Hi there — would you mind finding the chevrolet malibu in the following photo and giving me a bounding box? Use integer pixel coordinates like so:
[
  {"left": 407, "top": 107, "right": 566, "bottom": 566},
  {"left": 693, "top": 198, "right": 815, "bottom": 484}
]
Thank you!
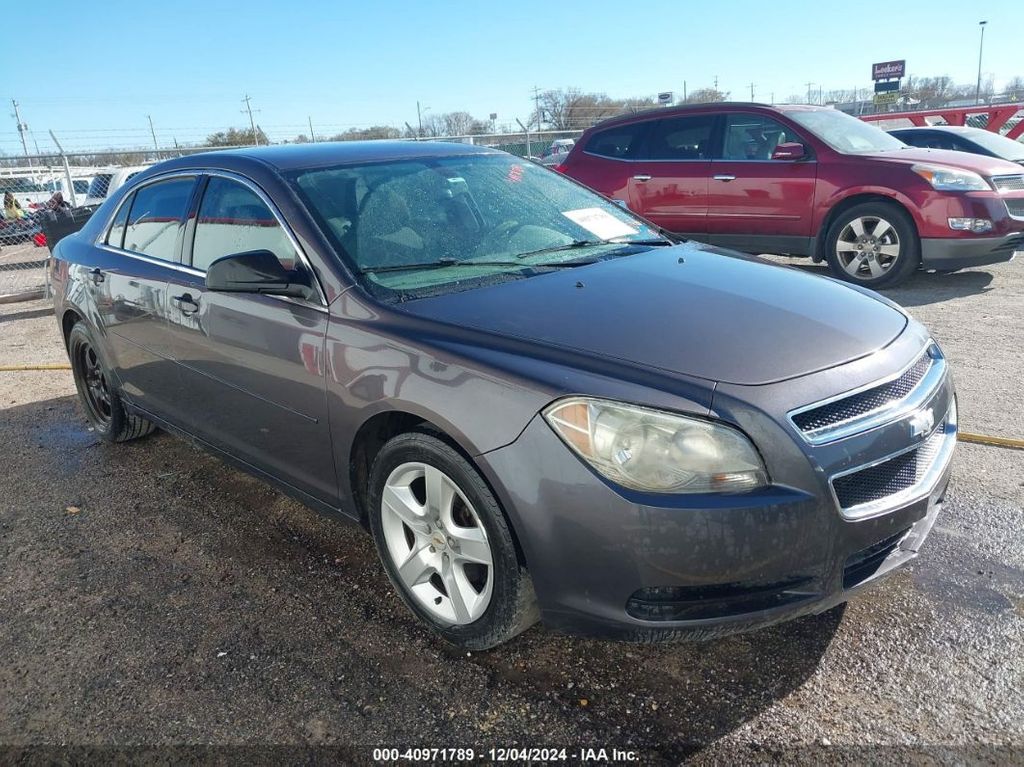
[{"left": 50, "top": 142, "right": 957, "bottom": 649}]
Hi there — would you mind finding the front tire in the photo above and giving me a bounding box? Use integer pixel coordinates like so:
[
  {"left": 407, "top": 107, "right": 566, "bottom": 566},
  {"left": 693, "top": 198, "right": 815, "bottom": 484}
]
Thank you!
[
  {"left": 367, "top": 432, "right": 538, "bottom": 650},
  {"left": 824, "top": 202, "right": 919, "bottom": 288},
  {"left": 68, "top": 322, "right": 156, "bottom": 443}
]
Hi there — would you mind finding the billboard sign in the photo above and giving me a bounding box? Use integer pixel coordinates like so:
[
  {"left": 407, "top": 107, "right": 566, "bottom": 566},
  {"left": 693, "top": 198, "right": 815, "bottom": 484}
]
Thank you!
[
  {"left": 657, "top": 91, "right": 673, "bottom": 105},
  {"left": 872, "top": 60, "right": 906, "bottom": 81},
  {"left": 874, "top": 80, "right": 900, "bottom": 93},
  {"left": 873, "top": 92, "right": 899, "bottom": 105}
]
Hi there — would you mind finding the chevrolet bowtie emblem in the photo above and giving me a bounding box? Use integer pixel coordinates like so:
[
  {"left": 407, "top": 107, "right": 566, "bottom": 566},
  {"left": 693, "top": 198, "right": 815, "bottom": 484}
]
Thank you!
[{"left": 908, "top": 408, "right": 935, "bottom": 439}]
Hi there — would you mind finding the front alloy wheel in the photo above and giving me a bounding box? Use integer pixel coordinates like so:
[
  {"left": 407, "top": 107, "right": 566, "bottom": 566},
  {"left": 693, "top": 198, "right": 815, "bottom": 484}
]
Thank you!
[
  {"left": 367, "top": 431, "right": 538, "bottom": 649},
  {"left": 834, "top": 215, "right": 901, "bottom": 281},
  {"left": 380, "top": 461, "right": 493, "bottom": 625}
]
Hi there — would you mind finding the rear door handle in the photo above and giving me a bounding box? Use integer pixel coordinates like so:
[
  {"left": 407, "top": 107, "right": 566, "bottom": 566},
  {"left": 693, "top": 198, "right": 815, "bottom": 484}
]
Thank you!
[
  {"left": 88, "top": 267, "right": 104, "bottom": 284},
  {"left": 172, "top": 293, "right": 200, "bottom": 315},
  {"left": 632, "top": 175, "right": 652, "bottom": 182},
  {"left": 713, "top": 174, "right": 737, "bottom": 182}
]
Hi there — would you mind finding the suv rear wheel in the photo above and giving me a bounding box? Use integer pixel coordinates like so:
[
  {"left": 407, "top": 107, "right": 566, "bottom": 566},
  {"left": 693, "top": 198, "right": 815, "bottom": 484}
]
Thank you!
[{"left": 824, "top": 202, "right": 919, "bottom": 288}]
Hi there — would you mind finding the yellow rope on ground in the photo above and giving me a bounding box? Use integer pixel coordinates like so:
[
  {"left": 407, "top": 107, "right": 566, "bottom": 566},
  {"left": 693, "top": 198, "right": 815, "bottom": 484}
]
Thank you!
[
  {"left": 958, "top": 432, "right": 1024, "bottom": 450},
  {"left": 0, "top": 364, "right": 1022, "bottom": 450},
  {"left": 0, "top": 363, "right": 72, "bottom": 371}
]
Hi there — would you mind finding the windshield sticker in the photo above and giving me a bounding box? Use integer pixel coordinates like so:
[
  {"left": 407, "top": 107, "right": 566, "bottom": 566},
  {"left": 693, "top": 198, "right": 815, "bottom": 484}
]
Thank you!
[
  {"left": 507, "top": 164, "right": 524, "bottom": 183},
  {"left": 562, "top": 207, "right": 639, "bottom": 240}
]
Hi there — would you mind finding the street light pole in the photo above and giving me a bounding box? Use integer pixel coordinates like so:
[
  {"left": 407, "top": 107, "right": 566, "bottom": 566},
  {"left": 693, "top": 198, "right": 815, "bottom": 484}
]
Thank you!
[{"left": 975, "top": 20, "right": 988, "bottom": 105}]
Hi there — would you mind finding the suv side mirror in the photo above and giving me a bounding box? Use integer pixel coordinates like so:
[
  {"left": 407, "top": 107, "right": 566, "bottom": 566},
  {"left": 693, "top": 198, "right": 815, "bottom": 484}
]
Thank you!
[
  {"left": 206, "top": 250, "right": 313, "bottom": 299},
  {"left": 771, "top": 142, "right": 807, "bottom": 161}
]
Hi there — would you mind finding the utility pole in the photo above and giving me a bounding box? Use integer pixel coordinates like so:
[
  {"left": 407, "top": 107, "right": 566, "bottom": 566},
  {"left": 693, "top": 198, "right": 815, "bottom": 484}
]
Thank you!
[
  {"left": 531, "top": 86, "right": 543, "bottom": 129},
  {"left": 683, "top": 80, "right": 687, "bottom": 102},
  {"left": 713, "top": 75, "right": 719, "bottom": 91},
  {"left": 11, "top": 99, "right": 31, "bottom": 161},
  {"left": 308, "top": 115, "right": 315, "bottom": 142},
  {"left": 416, "top": 100, "right": 423, "bottom": 138},
  {"left": 975, "top": 20, "right": 988, "bottom": 105},
  {"left": 749, "top": 82, "right": 756, "bottom": 101},
  {"left": 241, "top": 94, "right": 259, "bottom": 145},
  {"left": 805, "top": 82, "right": 815, "bottom": 104},
  {"left": 147, "top": 115, "right": 159, "bottom": 151}
]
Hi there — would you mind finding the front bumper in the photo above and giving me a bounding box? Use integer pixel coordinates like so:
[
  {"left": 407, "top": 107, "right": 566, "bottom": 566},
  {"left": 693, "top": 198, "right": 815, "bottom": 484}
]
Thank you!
[
  {"left": 920, "top": 232, "right": 1023, "bottom": 270},
  {"left": 476, "top": 328, "right": 956, "bottom": 640}
]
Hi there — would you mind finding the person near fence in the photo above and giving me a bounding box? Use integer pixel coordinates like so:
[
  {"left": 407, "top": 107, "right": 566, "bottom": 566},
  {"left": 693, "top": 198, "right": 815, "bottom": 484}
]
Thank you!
[
  {"left": 44, "top": 192, "right": 71, "bottom": 212},
  {"left": 3, "top": 192, "right": 25, "bottom": 220}
]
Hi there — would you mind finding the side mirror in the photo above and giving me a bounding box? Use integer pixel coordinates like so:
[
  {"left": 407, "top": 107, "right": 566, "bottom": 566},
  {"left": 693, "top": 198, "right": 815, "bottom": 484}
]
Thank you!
[
  {"left": 771, "top": 142, "right": 807, "bottom": 161},
  {"left": 206, "top": 250, "right": 313, "bottom": 299}
]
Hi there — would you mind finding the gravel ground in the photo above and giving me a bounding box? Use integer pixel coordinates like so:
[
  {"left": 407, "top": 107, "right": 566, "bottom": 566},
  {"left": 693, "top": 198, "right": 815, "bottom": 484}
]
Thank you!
[
  {"left": 0, "top": 241, "right": 48, "bottom": 301},
  {"left": 0, "top": 258, "right": 1022, "bottom": 763}
]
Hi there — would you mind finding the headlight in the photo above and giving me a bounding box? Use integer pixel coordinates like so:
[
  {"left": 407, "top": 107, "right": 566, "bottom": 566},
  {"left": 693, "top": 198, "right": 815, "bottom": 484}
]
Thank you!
[
  {"left": 911, "top": 164, "right": 990, "bottom": 192},
  {"left": 543, "top": 397, "right": 768, "bottom": 494}
]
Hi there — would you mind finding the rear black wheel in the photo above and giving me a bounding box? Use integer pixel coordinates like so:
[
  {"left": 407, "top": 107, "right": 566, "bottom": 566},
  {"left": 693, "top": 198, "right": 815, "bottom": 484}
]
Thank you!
[{"left": 68, "top": 322, "right": 156, "bottom": 443}]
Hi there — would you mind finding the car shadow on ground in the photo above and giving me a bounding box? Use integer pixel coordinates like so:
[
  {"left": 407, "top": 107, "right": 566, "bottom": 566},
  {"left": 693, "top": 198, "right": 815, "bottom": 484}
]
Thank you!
[
  {"left": 0, "top": 394, "right": 844, "bottom": 757},
  {"left": 772, "top": 258, "right": 997, "bottom": 306}
]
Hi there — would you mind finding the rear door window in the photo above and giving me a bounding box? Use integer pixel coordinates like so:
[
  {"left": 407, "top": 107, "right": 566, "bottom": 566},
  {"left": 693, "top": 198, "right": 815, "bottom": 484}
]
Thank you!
[
  {"left": 646, "top": 115, "right": 718, "bottom": 160},
  {"left": 123, "top": 177, "right": 195, "bottom": 261},
  {"left": 106, "top": 194, "right": 132, "bottom": 248},
  {"left": 585, "top": 122, "right": 649, "bottom": 159}
]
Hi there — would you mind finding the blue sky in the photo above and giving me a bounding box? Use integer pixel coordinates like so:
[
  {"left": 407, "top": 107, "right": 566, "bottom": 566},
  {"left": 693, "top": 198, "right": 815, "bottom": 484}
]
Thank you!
[{"left": 2, "top": 0, "right": 1022, "bottom": 153}]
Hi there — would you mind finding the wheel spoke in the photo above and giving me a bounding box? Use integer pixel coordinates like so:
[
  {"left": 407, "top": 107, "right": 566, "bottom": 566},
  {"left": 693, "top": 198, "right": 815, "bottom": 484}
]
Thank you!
[
  {"left": 867, "top": 258, "right": 884, "bottom": 277},
  {"left": 397, "top": 546, "right": 434, "bottom": 588},
  {"left": 848, "top": 218, "right": 866, "bottom": 238},
  {"left": 878, "top": 244, "right": 900, "bottom": 258},
  {"left": 871, "top": 219, "right": 892, "bottom": 239},
  {"left": 449, "top": 525, "right": 491, "bottom": 566},
  {"left": 442, "top": 558, "right": 474, "bottom": 624},
  {"left": 381, "top": 483, "right": 429, "bottom": 534},
  {"left": 835, "top": 241, "right": 859, "bottom": 253},
  {"left": 424, "top": 465, "right": 454, "bottom": 519}
]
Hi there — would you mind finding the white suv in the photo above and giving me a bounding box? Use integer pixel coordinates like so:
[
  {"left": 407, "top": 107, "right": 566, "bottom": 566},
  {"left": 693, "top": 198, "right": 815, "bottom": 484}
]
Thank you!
[{"left": 83, "top": 165, "right": 151, "bottom": 206}]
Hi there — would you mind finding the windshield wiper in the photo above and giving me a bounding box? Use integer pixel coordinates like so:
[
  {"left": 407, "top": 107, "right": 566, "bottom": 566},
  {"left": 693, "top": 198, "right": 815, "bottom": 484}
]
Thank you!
[
  {"left": 359, "top": 258, "right": 596, "bottom": 275},
  {"left": 514, "top": 239, "right": 609, "bottom": 259}
]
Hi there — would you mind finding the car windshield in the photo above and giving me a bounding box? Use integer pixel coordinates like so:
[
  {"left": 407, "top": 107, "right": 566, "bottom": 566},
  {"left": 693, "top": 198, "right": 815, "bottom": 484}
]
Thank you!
[
  {"left": 960, "top": 129, "right": 1024, "bottom": 161},
  {"left": 787, "top": 109, "right": 907, "bottom": 154},
  {"left": 288, "top": 153, "right": 663, "bottom": 300}
]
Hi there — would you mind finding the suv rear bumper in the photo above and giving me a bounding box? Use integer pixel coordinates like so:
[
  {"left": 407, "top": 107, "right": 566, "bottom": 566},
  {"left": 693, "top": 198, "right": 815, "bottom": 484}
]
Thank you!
[{"left": 921, "top": 232, "right": 1023, "bottom": 270}]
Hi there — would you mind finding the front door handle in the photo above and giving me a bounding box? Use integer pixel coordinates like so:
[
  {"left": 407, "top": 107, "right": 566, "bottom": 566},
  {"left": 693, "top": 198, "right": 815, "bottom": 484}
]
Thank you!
[
  {"left": 632, "top": 174, "right": 652, "bottom": 182},
  {"left": 712, "top": 174, "right": 737, "bottom": 182},
  {"left": 88, "top": 268, "right": 105, "bottom": 284},
  {"left": 172, "top": 293, "right": 200, "bottom": 315}
]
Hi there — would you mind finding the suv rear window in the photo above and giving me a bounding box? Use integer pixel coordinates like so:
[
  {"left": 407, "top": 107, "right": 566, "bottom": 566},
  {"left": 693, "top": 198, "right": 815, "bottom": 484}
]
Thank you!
[
  {"left": 585, "top": 123, "right": 647, "bottom": 159},
  {"left": 646, "top": 115, "right": 717, "bottom": 160},
  {"left": 87, "top": 174, "right": 113, "bottom": 199}
]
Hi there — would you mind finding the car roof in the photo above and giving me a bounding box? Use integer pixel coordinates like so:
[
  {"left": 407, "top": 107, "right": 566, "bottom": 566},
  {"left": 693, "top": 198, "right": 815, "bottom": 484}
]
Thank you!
[
  {"left": 890, "top": 125, "right": 981, "bottom": 135},
  {"left": 584, "top": 102, "right": 829, "bottom": 131},
  {"left": 149, "top": 140, "right": 500, "bottom": 175}
]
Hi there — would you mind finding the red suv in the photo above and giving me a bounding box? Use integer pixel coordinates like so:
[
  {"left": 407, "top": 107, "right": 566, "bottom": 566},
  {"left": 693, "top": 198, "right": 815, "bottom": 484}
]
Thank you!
[{"left": 559, "top": 104, "right": 1024, "bottom": 287}]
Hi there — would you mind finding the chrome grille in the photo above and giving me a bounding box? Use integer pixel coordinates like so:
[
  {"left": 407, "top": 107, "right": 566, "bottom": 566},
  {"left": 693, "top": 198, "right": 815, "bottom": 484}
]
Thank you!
[
  {"left": 992, "top": 175, "right": 1024, "bottom": 192},
  {"left": 1006, "top": 199, "right": 1024, "bottom": 219},
  {"left": 792, "top": 350, "right": 933, "bottom": 436},
  {"left": 832, "top": 420, "right": 947, "bottom": 511}
]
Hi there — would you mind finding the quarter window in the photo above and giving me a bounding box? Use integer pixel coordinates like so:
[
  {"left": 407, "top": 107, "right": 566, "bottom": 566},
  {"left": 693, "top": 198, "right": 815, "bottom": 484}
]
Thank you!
[
  {"left": 123, "top": 177, "right": 194, "bottom": 260},
  {"left": 721, "top": 115, "right": 804, "bottom": 161},
  {"left": 106, "top": 194, "right": 132, "bottom": 247},
  {"left": 191, "top": 177, "right": 300, "bottom": 273},
  {"left": 646, "top": 115, "right": 717, "bottom": 160}
]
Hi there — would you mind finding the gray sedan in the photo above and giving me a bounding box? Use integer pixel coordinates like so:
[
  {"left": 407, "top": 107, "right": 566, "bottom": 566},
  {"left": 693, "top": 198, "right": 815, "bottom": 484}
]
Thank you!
[{"left": 50, "top": 141, "right": 956, "bottom": 648}]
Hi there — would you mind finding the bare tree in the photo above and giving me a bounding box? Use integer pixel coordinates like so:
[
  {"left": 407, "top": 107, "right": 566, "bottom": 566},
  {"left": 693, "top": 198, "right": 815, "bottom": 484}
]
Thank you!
[
  {"left": 681, "top": 87, "right": 729, "bottom": 104},
  {"left": 1003, "top": 76, "right": 1024, "bottom": 100},
  {"left": 205, "top": 127, "right": 269, "bottom": 146}
]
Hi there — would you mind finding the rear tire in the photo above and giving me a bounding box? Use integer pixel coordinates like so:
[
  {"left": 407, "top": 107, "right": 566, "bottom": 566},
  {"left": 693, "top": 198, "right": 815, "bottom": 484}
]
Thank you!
[
  {"left": 367, "top": 431, "right": 538, "bottom": 650},
  {"left": 824, "top": 202, "right": 919, "bottom": 288},
  {"left": 68, "top": 322, "right": 156, "bottom": 443}
]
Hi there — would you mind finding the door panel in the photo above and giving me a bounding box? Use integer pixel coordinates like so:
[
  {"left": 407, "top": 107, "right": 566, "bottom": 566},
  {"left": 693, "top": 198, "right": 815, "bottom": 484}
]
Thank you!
[
  {"left": 164, "top": 175, "right": 337, "bottom": 504},
  {"left": 706, "top": 114, "right": 817, "bottom": 241},
  {"left": 92, "top": 176, "right": 196, "bottom": 416}
]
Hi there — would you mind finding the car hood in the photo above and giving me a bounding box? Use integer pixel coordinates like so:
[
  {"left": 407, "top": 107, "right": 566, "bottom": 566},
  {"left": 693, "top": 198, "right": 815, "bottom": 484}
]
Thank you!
[
  {"left": 400, "top": 243, "right": 908, "bottom": 386},
  {"left": 864, "top": 147, "right": 1024, "bottom": 177}
]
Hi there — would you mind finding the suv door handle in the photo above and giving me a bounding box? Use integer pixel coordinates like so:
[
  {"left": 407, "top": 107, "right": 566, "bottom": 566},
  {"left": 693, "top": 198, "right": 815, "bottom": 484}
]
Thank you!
[
  {"left": 172, "top": 293, "right": 200, "bottom": 315},
  {"left": 632, "top": 175, "right": 652, "bottom": 182},
  {"left": 88, "top": 268, "right": 105, "bottom": 284},
  {"left": 713, "top": 174, "right": 737, "bottom": 182}
]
